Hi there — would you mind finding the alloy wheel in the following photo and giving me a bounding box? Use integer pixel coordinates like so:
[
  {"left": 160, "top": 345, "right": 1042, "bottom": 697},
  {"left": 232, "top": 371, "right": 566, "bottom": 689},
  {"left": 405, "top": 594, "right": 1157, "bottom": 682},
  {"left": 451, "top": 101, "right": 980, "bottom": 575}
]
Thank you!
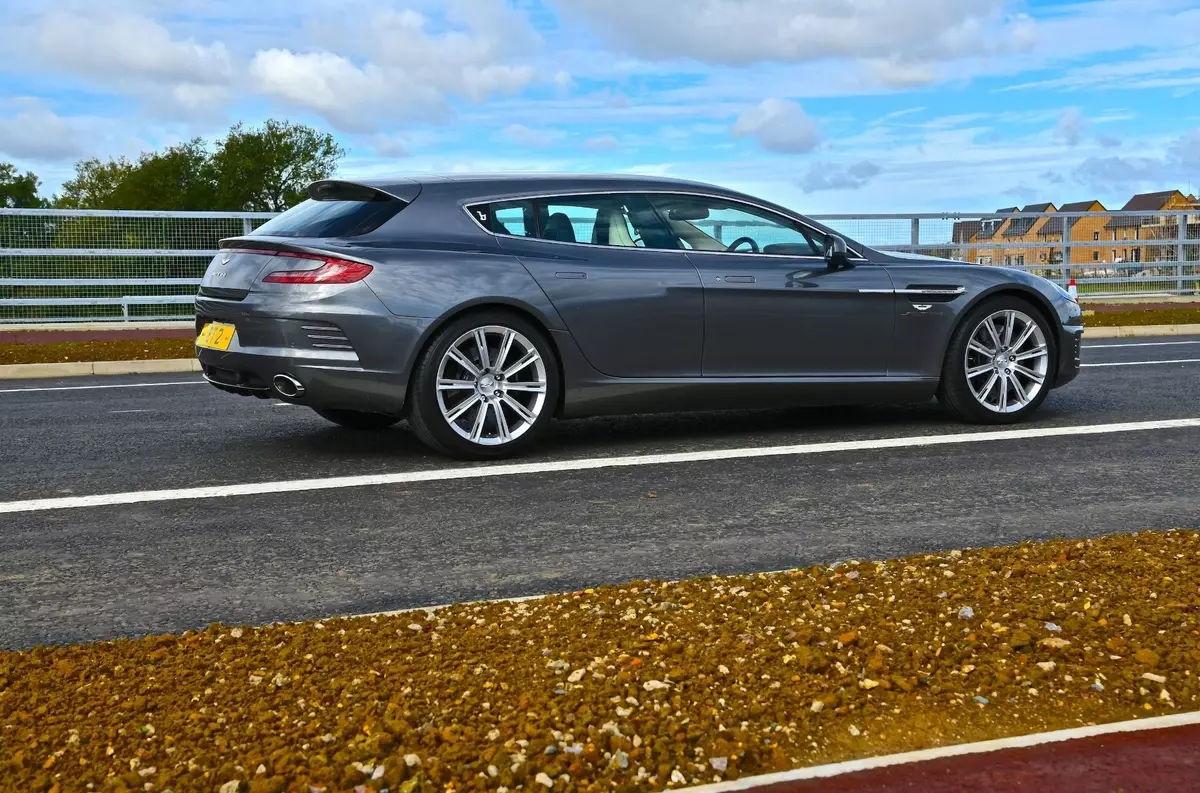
[
  {"left": 963, "top": 309, "right": 1049, "bottom": 414},
  {"left": 435, "top": 325, "right": 548, "bottom": 446}
]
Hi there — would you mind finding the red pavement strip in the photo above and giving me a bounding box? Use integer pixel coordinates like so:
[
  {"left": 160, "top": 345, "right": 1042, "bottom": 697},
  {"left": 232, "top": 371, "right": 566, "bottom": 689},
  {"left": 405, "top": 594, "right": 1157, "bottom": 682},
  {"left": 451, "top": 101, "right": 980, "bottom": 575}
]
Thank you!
[{"left": 679, "top": 712, "right": 1200, "bottom": 793}]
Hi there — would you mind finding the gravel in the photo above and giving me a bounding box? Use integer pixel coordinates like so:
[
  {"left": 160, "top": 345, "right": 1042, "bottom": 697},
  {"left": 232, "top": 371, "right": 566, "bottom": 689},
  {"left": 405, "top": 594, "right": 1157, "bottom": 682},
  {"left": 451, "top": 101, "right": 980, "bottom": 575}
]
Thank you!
[{"left": 2, "top": 530, "right": 1199, "bottom": 793}]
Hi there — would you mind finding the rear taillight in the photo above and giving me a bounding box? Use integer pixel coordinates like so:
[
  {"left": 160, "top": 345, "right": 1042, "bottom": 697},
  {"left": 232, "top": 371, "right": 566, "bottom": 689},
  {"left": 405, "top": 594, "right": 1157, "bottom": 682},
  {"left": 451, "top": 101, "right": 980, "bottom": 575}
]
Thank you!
[
  {"left": 225, "top": 248, "right": 374, "bottom": 285},
  {"left": 262, "top": 259, "right": 373, "bottom": 284}
]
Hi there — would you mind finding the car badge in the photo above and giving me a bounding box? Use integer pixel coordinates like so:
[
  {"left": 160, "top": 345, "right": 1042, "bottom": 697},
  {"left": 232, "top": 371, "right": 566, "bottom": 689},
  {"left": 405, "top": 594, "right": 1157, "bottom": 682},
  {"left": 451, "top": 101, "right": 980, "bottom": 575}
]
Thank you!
[
  {"left": 220, "top": 255, "right": 231, "bottom": 265},
  {"left": 914, "top": 304, "right": 932, "bottom": 311}
]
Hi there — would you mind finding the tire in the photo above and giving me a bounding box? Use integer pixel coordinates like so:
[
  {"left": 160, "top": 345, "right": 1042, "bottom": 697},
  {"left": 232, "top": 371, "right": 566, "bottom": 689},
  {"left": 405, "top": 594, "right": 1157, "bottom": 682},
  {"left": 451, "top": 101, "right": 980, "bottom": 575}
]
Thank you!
[
  {"left": 313, "top": 408, "right": 401, "bottom": 431},
  {"left": 407, "top": 310, "right": 560, "bottom": 459},
  {"left": 938, "top": 296, "right": 1056, "bottom": 424}
]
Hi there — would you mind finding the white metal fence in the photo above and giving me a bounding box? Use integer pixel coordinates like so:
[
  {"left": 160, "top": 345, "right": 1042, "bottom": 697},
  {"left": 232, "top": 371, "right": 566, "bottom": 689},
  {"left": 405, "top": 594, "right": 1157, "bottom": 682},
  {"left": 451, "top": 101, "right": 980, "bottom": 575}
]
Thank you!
[{"left": 1, "top": 208, "right": 1196, "bottom": 323}]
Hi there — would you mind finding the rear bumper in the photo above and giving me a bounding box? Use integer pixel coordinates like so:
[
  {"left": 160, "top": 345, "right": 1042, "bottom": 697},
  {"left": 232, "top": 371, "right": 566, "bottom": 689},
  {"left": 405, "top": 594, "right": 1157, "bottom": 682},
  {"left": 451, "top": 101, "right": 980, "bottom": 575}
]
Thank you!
[
  {"left": 1052, "top": 323, "right": 1083, "bottom": 388},
  {"left": 198, "top": 350, "right": 410, "bottom": 415},
  {"left": 194, "top": 293, "right": 434, "bottom": 415}
]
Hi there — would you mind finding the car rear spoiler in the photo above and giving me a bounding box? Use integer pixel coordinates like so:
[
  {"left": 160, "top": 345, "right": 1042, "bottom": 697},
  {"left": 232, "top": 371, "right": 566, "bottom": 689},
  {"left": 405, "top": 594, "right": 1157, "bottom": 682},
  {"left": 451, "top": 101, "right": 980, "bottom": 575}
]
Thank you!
[{"left": 307, "top": 178, "right": 422, "bottom": 204}]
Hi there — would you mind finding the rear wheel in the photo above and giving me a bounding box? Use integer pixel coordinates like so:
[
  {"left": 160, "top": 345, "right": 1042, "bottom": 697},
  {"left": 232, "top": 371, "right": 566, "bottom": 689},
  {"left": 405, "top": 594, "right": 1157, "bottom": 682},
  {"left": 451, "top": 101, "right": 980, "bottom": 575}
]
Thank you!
[
  {"left": 313, "top": 408, "right": 401, "bottom": 431},
  {"left": 407, "top": 311, "right": 559, "bottom": 459},
  {"left": 938, "top": 296, "right": 1054, "bottom": 424}
]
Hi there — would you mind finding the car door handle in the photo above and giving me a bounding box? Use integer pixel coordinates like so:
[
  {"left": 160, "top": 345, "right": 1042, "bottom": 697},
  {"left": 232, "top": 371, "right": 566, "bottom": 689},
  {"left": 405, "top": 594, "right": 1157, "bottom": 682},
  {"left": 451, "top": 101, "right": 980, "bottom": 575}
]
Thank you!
[
  {"left": 555, "top": 271, "right": 587, "bottom": 279},
  {"left": 723, "top": 275, "right": 755, "bottom": 283}
]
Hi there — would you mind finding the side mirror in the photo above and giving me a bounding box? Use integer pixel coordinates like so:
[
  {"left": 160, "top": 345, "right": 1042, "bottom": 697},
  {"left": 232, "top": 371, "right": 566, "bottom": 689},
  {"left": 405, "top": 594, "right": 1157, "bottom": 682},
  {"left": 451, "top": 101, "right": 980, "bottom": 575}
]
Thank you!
[{"left": 824, "top": 234, "right": 850, "bottom": 270}]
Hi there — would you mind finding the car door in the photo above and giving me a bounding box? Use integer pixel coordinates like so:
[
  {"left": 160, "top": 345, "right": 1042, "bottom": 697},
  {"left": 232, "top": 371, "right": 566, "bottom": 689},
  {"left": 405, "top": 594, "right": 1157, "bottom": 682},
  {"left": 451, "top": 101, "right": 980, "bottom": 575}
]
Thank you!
[
  {"left": 475, "top": 194, "right": 704, "bottom": 378},
  {"left": 648, "top": 194, "right": 896, "bottom": 378}
]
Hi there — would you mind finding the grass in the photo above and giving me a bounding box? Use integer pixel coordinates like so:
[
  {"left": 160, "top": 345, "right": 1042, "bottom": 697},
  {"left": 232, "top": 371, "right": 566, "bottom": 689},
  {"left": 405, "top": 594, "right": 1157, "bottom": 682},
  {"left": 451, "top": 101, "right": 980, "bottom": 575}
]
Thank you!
[{"left": 3, "top": 531, "right": 1199, "bottom": 793}]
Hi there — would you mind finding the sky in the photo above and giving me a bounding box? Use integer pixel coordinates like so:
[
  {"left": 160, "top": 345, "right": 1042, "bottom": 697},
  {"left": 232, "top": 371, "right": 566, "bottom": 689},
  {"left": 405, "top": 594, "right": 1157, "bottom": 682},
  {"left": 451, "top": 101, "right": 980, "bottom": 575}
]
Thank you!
[{"left": 1, "top": 0, "right": 1199, "bottom": 213}]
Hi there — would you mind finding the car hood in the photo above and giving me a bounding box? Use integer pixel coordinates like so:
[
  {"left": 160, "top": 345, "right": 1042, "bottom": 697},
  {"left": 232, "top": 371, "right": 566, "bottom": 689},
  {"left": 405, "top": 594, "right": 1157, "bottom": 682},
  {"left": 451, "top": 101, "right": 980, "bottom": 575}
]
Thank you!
[{"left": 882, "top": 251, "right": 954, "bottom": 263}]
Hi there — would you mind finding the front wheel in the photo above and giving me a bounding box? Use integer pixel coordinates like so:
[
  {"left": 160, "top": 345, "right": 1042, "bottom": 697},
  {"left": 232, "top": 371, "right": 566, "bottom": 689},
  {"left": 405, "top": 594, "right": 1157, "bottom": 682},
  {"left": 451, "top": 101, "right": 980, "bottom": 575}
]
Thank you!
[
  {"left": 313, "top": 408, "right": 401, "bottom": 431},
  {"left": 938, "top": 297, "right": 1055, "bottom": 424},
  {"left": 407, "top": 311, "right": 559, "bottom": 459}
]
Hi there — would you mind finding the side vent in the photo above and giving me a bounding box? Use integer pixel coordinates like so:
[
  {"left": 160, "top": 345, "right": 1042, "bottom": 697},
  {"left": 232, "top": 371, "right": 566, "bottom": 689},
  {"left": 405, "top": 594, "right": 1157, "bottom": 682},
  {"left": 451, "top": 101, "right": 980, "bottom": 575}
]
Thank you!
[
  {"left": 897, "top": 285, "right": 966, "bottom": 303},
  {"left": 301, "top": 322, "right": 354, "bottom": 351}
]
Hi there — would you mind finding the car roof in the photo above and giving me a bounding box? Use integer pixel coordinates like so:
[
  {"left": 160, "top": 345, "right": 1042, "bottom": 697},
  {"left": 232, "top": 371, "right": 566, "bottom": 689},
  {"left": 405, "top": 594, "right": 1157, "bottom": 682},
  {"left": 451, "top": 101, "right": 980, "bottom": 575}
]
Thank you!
[{"left": 352, "top": 172, "right": 747, "bottom": 202}]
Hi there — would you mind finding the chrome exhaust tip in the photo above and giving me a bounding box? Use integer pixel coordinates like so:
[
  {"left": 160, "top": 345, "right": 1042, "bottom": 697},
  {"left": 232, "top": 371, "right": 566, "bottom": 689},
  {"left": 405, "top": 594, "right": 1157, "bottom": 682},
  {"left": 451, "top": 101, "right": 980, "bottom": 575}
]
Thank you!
[{"left": 272, "top": 374, "right": 305, "bottom": 399}]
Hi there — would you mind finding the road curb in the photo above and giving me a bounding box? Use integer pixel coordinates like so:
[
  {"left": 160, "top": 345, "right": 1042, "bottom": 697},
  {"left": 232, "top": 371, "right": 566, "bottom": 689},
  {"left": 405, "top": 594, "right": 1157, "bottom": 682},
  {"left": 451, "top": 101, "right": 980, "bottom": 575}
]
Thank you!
[
  {"left": 0, "top": 324, "right": 1197, "bottom": 380},
  {"left": 0, "top": 358, "right": 201, "bottom": 380}
]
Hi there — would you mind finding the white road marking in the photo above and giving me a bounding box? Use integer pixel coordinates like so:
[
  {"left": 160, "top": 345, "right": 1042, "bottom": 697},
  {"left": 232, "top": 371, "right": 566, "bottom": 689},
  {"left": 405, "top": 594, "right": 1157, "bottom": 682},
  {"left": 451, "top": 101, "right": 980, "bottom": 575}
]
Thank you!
[
  {"left": 1082, "top": 358, "right": 1200, "bottom": 368},
  {"left": 110, "top": 409, "right": 153, "bottom": 414},
  {"left": 1083, "top": 340, "right": 1200, "bottom": 349},
  {"left": 1, "top": 417, "right": 1197, "bottom": 515},
  {"left": 0, "top": 380, "right": 203, "bottom": 394},
  {"left": 272, "top": 402, "right": 298, "bottom": 407},
  {"left": 677, "top": 711, "right": 1200, "bottom": 792}
]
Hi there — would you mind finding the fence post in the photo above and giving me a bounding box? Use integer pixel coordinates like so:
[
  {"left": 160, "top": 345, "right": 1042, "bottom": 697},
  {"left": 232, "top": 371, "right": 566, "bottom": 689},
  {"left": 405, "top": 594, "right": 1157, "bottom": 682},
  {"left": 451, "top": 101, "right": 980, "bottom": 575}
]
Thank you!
[
  {"left": 1063, "top": 214, "right": 1073, "bottom": 286},
  {"left": 1177, "top": 210, "right": 1187, "bottom": 295},
  {"left": 910, "top": 218, "right": 920, "bottom": 249},
  {"left": 712, "top": 222, "right": 723, "bottom": 245},
  {"left": 243, "top": 217, "right": 253, "bottom": 236}
]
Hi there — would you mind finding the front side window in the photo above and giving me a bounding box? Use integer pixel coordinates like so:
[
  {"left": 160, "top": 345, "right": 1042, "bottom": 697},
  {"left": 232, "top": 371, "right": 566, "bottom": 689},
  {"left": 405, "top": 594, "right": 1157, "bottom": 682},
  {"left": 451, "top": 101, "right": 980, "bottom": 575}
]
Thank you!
[
  {"left": 646, "top": 195, "right": 824, "bottom": 256},
  {"left": 535, "top": 195, "right": 677, "bottom": 249}
]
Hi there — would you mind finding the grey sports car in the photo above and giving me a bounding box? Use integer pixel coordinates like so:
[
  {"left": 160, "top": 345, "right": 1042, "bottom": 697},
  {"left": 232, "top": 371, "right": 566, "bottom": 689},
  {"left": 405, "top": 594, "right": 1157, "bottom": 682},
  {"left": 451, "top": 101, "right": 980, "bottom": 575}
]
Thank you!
[{"left": 195, "top": 174, "right": 1083, "bottom": 459}]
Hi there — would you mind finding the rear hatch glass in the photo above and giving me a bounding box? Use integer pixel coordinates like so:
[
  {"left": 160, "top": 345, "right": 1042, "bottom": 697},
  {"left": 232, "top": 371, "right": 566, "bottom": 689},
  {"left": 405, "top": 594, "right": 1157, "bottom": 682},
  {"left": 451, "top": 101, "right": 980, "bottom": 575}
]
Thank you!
[{"left": 249, "top": 182, "right": 408, "bottom": 239}]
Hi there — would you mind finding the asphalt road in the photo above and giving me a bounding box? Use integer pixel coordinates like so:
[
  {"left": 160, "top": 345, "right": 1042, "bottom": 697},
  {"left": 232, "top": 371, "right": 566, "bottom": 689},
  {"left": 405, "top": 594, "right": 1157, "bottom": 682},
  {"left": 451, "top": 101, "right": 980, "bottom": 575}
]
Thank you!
[{"left": 1, "top": 336, "right": 1198, "bottom": 649}]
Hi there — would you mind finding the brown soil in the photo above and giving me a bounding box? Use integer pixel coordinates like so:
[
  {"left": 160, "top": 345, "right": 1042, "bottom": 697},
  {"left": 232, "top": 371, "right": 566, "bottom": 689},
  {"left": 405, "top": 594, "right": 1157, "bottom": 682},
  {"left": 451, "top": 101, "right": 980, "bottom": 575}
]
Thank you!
[
  {"left": 1081, "top": 306, "right": 1200, "bottom": 327},
  {"left": 3, "top": 531, "right": 1199, "bottom": 793},
  {"left": 0, "top": 339, "right": 195, "bottom": 366}
]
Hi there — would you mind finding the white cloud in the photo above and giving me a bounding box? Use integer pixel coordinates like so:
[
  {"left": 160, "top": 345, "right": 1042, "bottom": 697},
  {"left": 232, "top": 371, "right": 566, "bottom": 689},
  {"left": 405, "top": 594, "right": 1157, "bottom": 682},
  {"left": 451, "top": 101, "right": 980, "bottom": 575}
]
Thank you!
[
  {"left": 249, "top": 49, "right": 440, "bottom": 130},
  {"left": 0, "top": 100, "right": 91, "bottom": 162},
  {"left": 497, "top": 124, "right": 566, "bottom": 148},
  {"left": 1072, "top": 128, "right": 1200, "bottom": 189},
  {"left": 245, "top": 2, "right": 537, "bottom": 128},
  {"left": 732, "top": 98, "right": 820, "bottom": 154},
  {"left": 32, "top": 10, "right": 234, "bottom": 85},
  {"left": 1054, "top": 108, "right": 1088, "bottom": 146},
  {"left": 1097, "top": 134, "right": 1123, "bottom": 148},
  {"left": 554, "top": 0, "right": 1035, "bottom": 69},
  {"left": 583, "top": 134, "right": 619, "bottom": 151},
  {"left": 799, "top": 160, "right": 881, "bottom": 192}
]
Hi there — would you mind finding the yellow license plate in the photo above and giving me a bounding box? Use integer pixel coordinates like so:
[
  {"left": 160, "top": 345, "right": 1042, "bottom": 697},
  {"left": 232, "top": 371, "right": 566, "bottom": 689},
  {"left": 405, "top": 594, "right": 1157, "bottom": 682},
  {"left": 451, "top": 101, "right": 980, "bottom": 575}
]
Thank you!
[{"left": 196, "top": 322, "right": 236, "bottom": 351}]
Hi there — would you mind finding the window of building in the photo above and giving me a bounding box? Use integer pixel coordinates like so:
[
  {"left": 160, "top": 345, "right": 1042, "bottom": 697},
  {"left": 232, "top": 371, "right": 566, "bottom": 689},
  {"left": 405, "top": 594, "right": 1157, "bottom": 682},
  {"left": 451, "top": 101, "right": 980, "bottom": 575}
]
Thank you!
[
  {"left": 1093, "top": 231, "right": 1100, "bottom": 241},
  {"left": 1132, "top": 248, "right": 1142, "bottom": 263},
  {"left": 979, "top": 256, "right": 992, "bottom": 265},
  {"left": 1093, "top": 251, "right": 1100, "bottom": 261},
  {"left": 1015, "top": 254, "right": 1025, "bottom": 266}
]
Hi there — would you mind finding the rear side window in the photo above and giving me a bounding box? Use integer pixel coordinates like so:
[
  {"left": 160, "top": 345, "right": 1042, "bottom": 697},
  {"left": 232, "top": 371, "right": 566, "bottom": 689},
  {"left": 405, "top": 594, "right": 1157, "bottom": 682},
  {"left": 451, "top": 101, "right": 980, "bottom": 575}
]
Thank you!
[
  {"left": 468, "top": 200, "right": 537, "bottom": 237},
  {"left": 535, "top": 194, "right": 678, "bottom": 249},
  {"left": 252, "top": 183, "right": 406, "bottom": 238}
]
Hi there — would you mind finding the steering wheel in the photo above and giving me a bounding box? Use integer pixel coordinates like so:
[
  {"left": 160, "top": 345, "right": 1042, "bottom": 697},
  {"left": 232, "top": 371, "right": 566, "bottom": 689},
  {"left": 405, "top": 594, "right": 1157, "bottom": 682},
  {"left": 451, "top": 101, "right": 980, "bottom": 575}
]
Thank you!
[{"left": 727, "top": 236, "right": 760, "bottom": 253}]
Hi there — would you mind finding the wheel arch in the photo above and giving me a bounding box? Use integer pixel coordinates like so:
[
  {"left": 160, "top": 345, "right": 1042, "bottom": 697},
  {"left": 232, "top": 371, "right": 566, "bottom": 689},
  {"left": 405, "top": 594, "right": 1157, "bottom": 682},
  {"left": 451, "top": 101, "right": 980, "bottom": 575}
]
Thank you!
[
  {"left": 403, "top": 299, "right": 567, "bottom": 417},
  {"left": 943, "top": 285, "right": 1060, "bottom": 371}
]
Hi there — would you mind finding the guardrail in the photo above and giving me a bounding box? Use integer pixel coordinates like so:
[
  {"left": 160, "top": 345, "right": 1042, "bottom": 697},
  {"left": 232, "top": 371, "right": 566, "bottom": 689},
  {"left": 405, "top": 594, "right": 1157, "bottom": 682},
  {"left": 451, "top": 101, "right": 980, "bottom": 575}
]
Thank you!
[{"left": 1, "top": 207, "right": 1196, "bottom": 323}]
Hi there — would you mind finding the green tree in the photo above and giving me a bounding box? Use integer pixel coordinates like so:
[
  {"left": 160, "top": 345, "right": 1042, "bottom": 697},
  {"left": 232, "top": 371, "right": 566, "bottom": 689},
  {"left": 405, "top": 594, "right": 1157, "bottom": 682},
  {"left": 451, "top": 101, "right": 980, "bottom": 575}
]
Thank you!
[
  {"left": 56, "top": 139, "right": 216, "bottom": 211},
  {"left": 212, "top": 119, "right": 345, "bottom": 212},
  {"left": 56, "top": 157, "right": 138, "bottom": 209},
  {"left": 0, "top": 162, "right": 47, "bottom": 208}
]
